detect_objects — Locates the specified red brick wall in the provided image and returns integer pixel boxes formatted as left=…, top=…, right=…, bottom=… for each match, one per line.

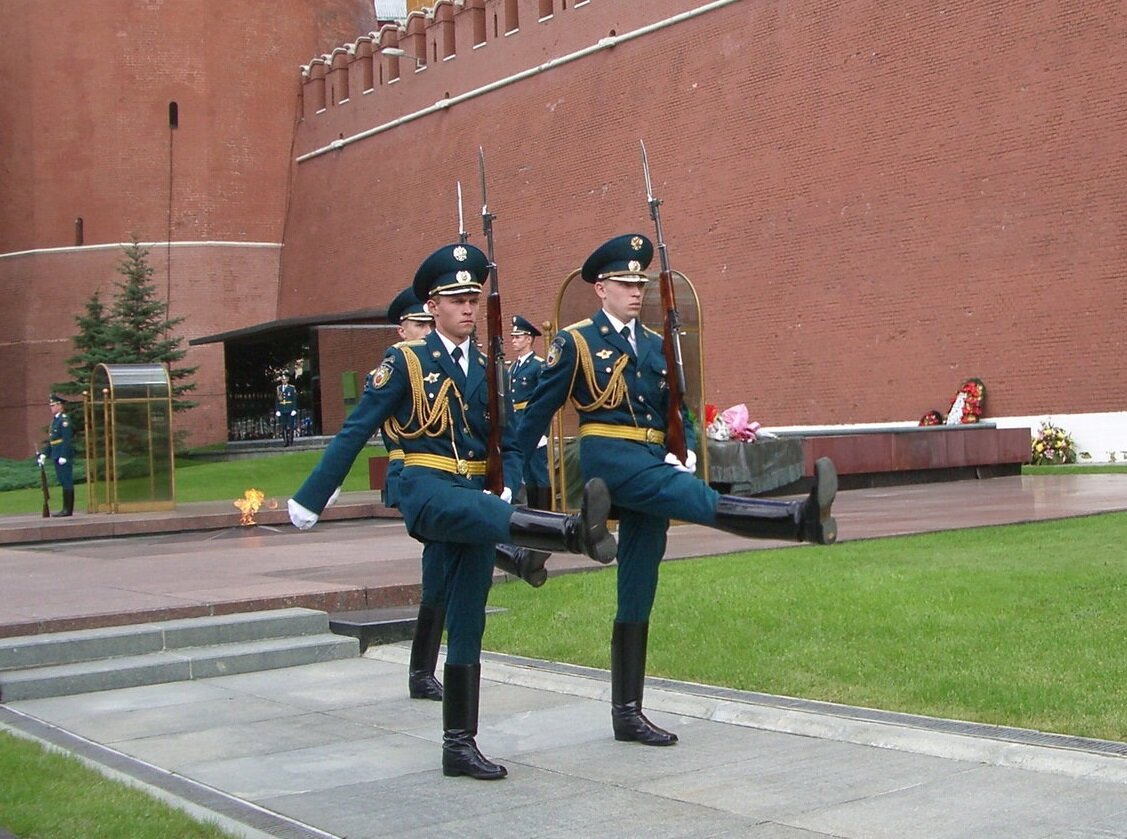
left=280, top=0, right=1126, bottom=428
left=0, top=0, right=376, bottom=458
left=316, top=326, right=399, bottom=433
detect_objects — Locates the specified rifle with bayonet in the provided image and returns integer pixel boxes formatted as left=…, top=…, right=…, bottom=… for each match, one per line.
left=640, top=140, right=689, bottom=463
left=478, top=148, right=508, bottom=496
left=36, top=445, right=50, bottom=518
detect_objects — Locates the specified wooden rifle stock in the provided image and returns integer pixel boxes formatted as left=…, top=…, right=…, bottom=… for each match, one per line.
left=658, top=270, right=688, bottom=462
left=484, top=290, right=506, bottom=495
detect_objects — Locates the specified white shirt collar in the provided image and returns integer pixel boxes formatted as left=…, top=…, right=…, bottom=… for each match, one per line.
left=603, top=311, right=636, bottom=341
left=435, top=332, right=471, bottom=372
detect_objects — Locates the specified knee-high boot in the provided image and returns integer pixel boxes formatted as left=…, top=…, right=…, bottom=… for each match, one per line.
left=508, top=478, right=616, bottom=564
left=54, top=488, right=74, bottom=518
left=610, top=621, right=678, bottom=746
left=408, top=603, right=445, bottom=700
left=713, top=457, right=838, bottom=545
left=442, top=663, right=507, bottom=780
left=493, top=544, right=550, bottom=588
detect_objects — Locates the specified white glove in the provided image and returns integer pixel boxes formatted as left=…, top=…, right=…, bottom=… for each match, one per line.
left=325, top=487, right=341, bottom=509
left=290, top=410, right=297, bottom=417
left=37, top=454, right=46, bottom=467
left=58, top=458, right=67, bottom=466
left=483, top=487, right=513, bottom=503
left=664, top=451, right=696, bottom=473
left=537, top=435, right=548, bottom=449
left=287, top=497, right=320, bottom=530
left=275, top=411, right=282, bottom=417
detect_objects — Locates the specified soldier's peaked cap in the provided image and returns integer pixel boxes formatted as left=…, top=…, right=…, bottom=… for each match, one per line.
left=510, top=315, right=541, bottom=337
left=48, top=393, right=66, bottom=404
left=412, top=243, right=488, bottom=300
left=387, top=286, right=433, bottom=324
left=581, top=233, right=654, bottom=283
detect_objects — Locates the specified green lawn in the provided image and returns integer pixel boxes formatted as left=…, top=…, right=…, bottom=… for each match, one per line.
left=0, top=731, right=237, bottom=839
left=485, top=511, right=1127, bottom=742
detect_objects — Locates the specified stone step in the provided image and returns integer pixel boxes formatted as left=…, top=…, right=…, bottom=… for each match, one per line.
left=0, top=633, right=358, bottom=702
left=327, top=606, right=505, bottom=653
left=328, top=606, right=420, bottom=653
left=0, top=608, right=332, bottom=671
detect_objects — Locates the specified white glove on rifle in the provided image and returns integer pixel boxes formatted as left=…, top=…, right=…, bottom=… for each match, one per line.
left=664, top=450, right=697, bottom=473
left=325, top=487, right=341, bottom=509
left=290, top=410, right=297, bottom=417
left=537, top=435, right=548, bottom=449
left=483, top=487, right=513, bottom=503
left=37, top=453, right=46, bottom=467
left=57, top=458, right=67, bottom=466
left=275, top=411, right=282, bottom=417
left=287, top=498, right=319, bottom=530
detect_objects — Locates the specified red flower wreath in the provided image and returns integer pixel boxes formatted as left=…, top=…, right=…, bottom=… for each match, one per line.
left=946, top=378, right=986, bottom=424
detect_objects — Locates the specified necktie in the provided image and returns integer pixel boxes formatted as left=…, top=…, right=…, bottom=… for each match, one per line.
left=620, top=326, right=635, bottom=353
left=451, top=346, right=466, bottom=377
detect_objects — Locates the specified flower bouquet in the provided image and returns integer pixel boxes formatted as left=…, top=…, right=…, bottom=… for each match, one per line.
left=1031, top=421, right=1077, bottom=465
left=705, top=403, right=761, bottom=441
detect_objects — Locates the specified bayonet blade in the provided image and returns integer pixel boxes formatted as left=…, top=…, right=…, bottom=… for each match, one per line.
left=456, top=181, right=465, bottom=241
left=640, top=139, right=655, bottom=201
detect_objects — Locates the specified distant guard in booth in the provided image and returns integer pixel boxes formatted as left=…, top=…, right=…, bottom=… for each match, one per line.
left=508, top=315, right=550, bottom=509
left=275, top=371, right=298, bottom=446
left=39, top=394, right=75, bottom=517
left=517, top=233, right=839, bottom=750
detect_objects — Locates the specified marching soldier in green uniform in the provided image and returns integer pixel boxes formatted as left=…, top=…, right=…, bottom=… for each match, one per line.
left=517, top=233, right=838, bottom=748
left=379, top=289, right=551, bottom=702
left=275, top=371, right=298, bottom=446
left=508, top=315, right=550, bottom=509
left=289, top=244, right=618, bottom=780
left=40, top=394, right=75, bottom=517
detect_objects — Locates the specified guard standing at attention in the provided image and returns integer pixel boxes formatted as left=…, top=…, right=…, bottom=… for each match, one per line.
left=40, top=394, right=75, bottom=517
left=508, top=315, right=550, bottom=509
left=275, top=371, right=298, bottom=446
left=288, top=243, right=618, bottom=780
left=517, top=233, right=838, bottom=749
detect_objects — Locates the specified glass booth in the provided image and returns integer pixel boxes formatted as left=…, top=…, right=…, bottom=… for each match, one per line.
left=84, top=364, right=176, bottom=512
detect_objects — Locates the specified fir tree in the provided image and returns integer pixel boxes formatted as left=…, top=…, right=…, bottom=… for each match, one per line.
left=56, top=290, right=118, bottom=400
left=108, top=236, right=198, bottom=410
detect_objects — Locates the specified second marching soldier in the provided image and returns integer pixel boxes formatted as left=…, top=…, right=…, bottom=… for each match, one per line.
left=517, top=233, right=838, bottom=748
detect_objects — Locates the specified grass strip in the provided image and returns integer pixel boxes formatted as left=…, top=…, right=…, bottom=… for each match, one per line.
left=0, top=730, right=236, bottom=839
left=485, top=512, right=1127, bottom=742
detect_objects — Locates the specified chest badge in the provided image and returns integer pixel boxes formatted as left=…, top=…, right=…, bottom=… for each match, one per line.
left=423, top=372, right=441, bottom=383
left=595, top=348, right=614, bottom=360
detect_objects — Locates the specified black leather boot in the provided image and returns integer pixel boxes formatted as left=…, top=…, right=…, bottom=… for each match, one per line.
left=442, top=663, right=507, bottom=780
left=494, top=544, right=549, bottom=588
left=408, top=603, right=445, bottom=700
left=54, top=488, right=74, bottom=518
left=508, top=478, right=616, bottom=564
left=611, top=621, right=677, bottom=746
left=527, top=485, right=553, bottom=511
left=713, top=457, right=837, bottom=545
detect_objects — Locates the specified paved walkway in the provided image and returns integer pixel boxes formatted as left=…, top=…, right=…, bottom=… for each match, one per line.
left=1, top=474, right=1126, bottom=837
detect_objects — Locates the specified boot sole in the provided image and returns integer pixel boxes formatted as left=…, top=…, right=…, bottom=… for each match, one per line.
left=442, top=767, right=508, bottom=779
left=582, top=479, right=617, bottom=564
left=811, top=458, right=838, bottom=545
